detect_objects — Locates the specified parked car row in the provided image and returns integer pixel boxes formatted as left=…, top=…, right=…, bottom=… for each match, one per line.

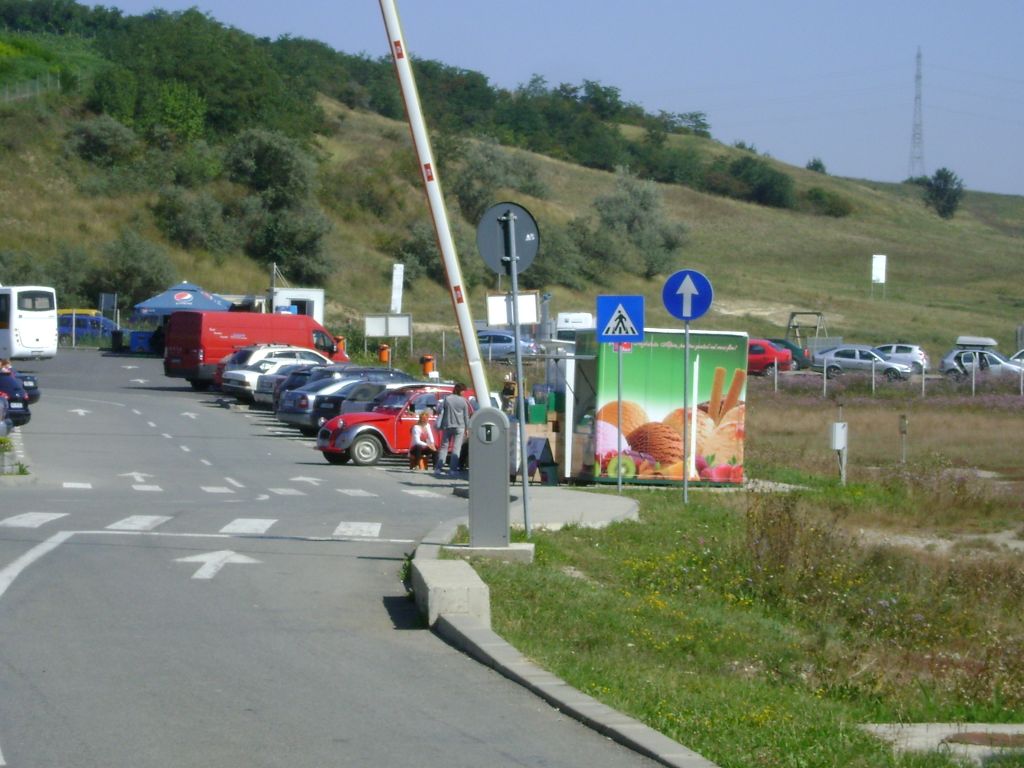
left=184, top=342, right=483, bottom=469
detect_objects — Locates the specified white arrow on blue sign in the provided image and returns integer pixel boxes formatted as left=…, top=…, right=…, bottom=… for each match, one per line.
left=596, top=295, right=644, bottom=343
left=662, top=269, right=713, bottom=321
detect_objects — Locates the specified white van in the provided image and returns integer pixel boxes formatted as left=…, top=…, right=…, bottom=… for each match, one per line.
left=555, top=312, right=595, bottom=341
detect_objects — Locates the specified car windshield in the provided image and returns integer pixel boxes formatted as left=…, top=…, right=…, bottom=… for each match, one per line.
left=373, top=390, right=415, bottom=410
left=870, top=348, right=890, bottom=360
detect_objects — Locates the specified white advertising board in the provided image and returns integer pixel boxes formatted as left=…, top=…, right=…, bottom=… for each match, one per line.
left=364, top=314, right=411, bottom=337
left=486, top=292, right=539, bottom=327
left=872, top=254, right=887, bottom=284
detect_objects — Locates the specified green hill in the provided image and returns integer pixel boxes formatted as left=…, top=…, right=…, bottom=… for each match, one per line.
left=1, top=24, right=1023, bottom=362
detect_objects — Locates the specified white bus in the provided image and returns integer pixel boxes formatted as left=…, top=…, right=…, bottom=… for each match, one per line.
left=0, top=284, right=58, bottom=360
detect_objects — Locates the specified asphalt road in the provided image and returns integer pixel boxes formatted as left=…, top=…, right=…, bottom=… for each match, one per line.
left=0, top=349, right=658, bottom=767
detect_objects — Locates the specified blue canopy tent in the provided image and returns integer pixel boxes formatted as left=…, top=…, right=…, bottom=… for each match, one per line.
left=133, top=281, right=233, bottom=318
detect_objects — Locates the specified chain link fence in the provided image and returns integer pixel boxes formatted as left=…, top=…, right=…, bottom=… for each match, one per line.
left=0, top=71, right=62, bottom=104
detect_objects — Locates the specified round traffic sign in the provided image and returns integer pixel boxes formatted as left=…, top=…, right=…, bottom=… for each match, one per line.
left=476, top=202, right=539, bottom=275
left=662, top=269, right=713, bottom=321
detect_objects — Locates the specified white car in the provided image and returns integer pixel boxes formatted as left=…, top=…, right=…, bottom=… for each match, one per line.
left=222, top=355, right=327, bottom=402
left=874, top=343, right=929, bottom=374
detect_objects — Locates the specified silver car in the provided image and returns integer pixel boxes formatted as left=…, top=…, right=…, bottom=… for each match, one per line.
left=813, top=345, right=913, bottom=381
left=874, top=343, right=929, bottom=374
left=941, top=349, right=1024, bottom=381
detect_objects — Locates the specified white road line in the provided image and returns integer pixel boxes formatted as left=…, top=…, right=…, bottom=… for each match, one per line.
left=0, top=513, right=69, bottom=528
left=336, top=489, right=378, bottom=498
left=147, top=421, right=157, bottom=428
left=403, top=489, right=443, bottom=499
left=268, top=488, right=306, bottom=496
left=220, top=518, right=276, bottom=534
left=62, top=482, right=92, bottom=489
left=201, top=486, right=234, bottom=494
left=333, top=522, right=382, bottom=538
left=132, top=484, right=163, bottom=492
left=180, top=445, right=191, bottom=453
left=161, top=433, right=173, bottom=439
left=225, top=477, right=244, bottom=488
left=132, top=409, right=142, bottom=415
left=0, top=531, right=74, bottom=598
left=200, top=459, right=212, bottom=466
left=106, top=515, right=171, bottom=531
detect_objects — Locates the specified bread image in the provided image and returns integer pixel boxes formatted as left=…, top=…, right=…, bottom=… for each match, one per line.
left=596, top=400, right=648, bottom=437
left=627, top=422, right=684, bottom=466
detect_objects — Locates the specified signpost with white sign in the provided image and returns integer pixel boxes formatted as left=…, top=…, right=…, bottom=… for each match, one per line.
left=596, top=295, right=645, bottom=493
left=871, top=254, right=887, bottom=299
left=662, top=269, right=714, bottom=503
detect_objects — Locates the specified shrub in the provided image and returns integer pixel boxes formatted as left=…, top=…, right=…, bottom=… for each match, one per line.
left=153, top=186, right=237, bottom=251
left=85, top=229, right=175, bottom=311
left=243, top=204, right=332, bottom=284
left=803, top=187, right=853, bottom=217
left=225, top=128, right=316, bottom=210
left=66, top=115, right=138, bottom=166
left=805, top=157, right=827, bottom=174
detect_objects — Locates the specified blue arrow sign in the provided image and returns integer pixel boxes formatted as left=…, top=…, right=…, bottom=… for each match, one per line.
left=662, top=269, right=713, bottom=321
left=596, top=295, right=644, bottom=343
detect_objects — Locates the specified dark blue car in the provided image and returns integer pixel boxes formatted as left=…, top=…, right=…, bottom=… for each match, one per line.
left=58, top=314, right=119, bottom=343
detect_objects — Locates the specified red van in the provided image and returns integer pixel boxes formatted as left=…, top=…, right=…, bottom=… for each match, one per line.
left=163, top=311, right=348, bottom=390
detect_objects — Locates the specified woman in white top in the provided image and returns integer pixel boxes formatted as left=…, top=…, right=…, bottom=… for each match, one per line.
left=409, top=411, right=437, bottom=469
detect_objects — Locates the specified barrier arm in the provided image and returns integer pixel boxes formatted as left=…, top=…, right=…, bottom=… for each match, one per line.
left=378, top=0, right=489, bottom=401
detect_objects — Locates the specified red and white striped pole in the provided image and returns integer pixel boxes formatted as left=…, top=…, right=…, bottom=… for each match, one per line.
left=378, top=0, right=489, bottom=401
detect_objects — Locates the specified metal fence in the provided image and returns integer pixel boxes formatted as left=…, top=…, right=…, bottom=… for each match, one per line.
left=0, top=71, right=61, bottom=104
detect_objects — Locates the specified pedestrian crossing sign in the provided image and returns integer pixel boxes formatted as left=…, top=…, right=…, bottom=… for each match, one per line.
left=596, top=295, right=644, bottom=343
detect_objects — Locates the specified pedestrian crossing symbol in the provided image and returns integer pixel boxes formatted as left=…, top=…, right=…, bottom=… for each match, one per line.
left=604, top=304, right=637, bottom=336
left=596, top=295, right=644, bottom=343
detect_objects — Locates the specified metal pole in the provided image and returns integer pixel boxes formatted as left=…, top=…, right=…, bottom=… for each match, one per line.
left=683, top=321, right=690, bottom=504
left=378, top=0, right=488, bottom=402
left=503, top=209, right=531, bottom=537
left=871, top=359, right=876, bottom=396
left=616, top=344, right=623, bottom=494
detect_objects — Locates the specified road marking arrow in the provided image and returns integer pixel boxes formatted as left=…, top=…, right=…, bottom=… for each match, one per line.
left=121, top=365, right=138, bottom=370
left=181, top=412, right=197, bottom=419
left=118, top=471, right=153, bottom=483
left=290, top=476, right=323, bottom=485
left=175, top=550, right=260, bottom=580
left=675, top=274, right=698, bottom=318
left=130, top=378, right=148, bottom=384
left=69, top=408, right=90, bottom=416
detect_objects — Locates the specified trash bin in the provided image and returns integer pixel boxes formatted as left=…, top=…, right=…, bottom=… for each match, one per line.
left=419, top=354, right=435, bottom=376
left=378, top=344, right=390, bottom=364
left=110, top=330, right=126, bottom=353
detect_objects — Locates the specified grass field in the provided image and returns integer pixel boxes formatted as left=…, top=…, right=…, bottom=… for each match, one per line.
left=468, top=384, right=1024, bottom=767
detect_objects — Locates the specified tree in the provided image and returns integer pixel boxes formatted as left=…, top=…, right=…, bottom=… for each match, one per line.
left=923, top=167, right=964, bottom=219
left=805, top=157, right=827, bottom=174
left=87, top=229, right=175, bottom=311
left=591, top=168, right=686, bottom=279
left=225, top=129, right=316, bottom=210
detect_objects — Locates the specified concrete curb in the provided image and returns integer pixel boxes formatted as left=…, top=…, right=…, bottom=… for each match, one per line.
left=413, top=510, right=720, bottom=768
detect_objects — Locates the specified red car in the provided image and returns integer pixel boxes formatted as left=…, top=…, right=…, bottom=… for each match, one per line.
left=316, top=384, right=460, bottom=466
left=747, top=338, right=792, bottom=375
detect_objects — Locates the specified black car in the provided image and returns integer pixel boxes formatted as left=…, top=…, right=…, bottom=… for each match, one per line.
left=15, top=371, right=40, bottom=404
left=0, top=372, right=31, bottom=427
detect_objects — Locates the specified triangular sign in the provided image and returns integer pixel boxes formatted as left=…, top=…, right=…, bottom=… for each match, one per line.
left=602, top=304, right=638, bottom=337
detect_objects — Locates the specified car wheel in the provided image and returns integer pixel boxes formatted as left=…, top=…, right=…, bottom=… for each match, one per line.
left=885, top=368, right=901, bottom=382
left=826, top=365, right=842, bottom=379
left=912, top=362, right=923, bottom=374
left=323, top=450, right=351, bottom=465
left=350, top=434, right=383, bottom=466
left=763, top=363, right=776, bottom=377
left=945, top=369, right=964, bottom=383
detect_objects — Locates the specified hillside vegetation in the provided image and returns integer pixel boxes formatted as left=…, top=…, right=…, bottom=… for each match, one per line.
left=1, top=6, right=1022, bottom=363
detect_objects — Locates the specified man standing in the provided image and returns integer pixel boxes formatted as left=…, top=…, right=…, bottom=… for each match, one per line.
left=434, top=382, right=471, bottom=476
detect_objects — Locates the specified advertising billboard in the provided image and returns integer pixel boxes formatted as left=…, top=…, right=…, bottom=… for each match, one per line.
left=582, top=328, right=748, bottom=485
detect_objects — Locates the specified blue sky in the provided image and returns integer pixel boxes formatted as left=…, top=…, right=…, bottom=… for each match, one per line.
left=98, top=1, right=1024, bottom=196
